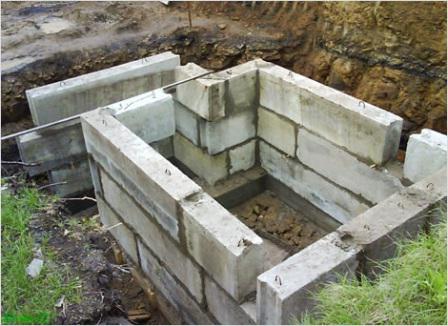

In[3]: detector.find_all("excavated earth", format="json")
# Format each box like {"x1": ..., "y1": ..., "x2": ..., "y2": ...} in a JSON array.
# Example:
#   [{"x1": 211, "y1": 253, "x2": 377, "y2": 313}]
[{"x1": 1, "y1": 1, "x2": 446, "y2": 142}]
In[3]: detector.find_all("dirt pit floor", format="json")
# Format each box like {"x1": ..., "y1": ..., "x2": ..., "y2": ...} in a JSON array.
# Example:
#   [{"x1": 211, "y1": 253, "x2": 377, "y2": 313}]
[{"x1": 230, "y1": 190, "x2": 327, "y2": 252}]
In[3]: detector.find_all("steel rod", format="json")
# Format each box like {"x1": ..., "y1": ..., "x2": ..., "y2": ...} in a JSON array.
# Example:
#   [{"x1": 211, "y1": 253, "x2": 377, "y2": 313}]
[{"x1": 1, "y1": 70, "x2": 215, "y2": 142}]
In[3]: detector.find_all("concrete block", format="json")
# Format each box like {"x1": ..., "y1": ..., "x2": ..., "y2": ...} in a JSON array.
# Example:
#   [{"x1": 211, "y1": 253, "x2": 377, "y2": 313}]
[
  {"x1": 229, "y1": 140, "x2": 257, "y2": 174},
  {"x1": 149, "y1": 137, "x2": 173, "y2": 158},
  {"x1": 138, "y1": 241, "x2": 214, "y2": 324},
  {"x1": 49, "y1": 160, "x2": 92, "y2": 197},
  {"x1": 174, "y1": 63, "x2": 225, "y2": 121},
  {"x1": 258, "y1": 107, "x2": 296, "y2": 156},
  {"x1": 297, "y1": 128, "x2": 403, "y2": 204},
  {"x1": 338, "y1": 167, "x2": 447, "y2": 277},
  {"x1": 108, "y1": 89, "x2": 175, "y2": 144},
  {"x1": 27, "y1": 52, "x2": 180, "y2": 125},
  {"x1": 97, "y1": 197, "x2": 138, "y2": 263},
  {"x1": 404, "y1": 129, "x2": 447, "y2": 183},
  {"x1": 88, "y1": 157, "x2": 102, "y2": 196},
  {"x1": 259, "y1": 62, "x2": 403, "y2": 164},
  {"x1": 174, "y1": 100, "x2": 200, "y2": 145},
  {"x1": 205, "y1": 276, "x2": 255, "y2": 325},
  {"x1": 200, "y1": 110, "x2": 256, "y2": 155},
  {"x1": 81, "y1": 109, "x2": 202, "y2": 225},
  {"x1": 214, "y1": 63, "x2": 258, "y2": 114},
  {"x1": 101, "y1": 171, "x2": 203, "y2": 301},
  {"x1": 257, "y1": 232, "x2": 360, "y2": 325},
  {"x1": 17, "y1": 119, "x2": 86, "y2": 176},
  {"x1": 260, "y1": 141, "x2": 369, "y2": 223},
  {"x1": 180, "y1": 191, "x2": 264, "y2": 301},
  {"x1": 173, "y1": 132, "x2": 228, "y2": 185},
  {"x1": 259, "y1": 68, "x2": 301, "y2": 124}
]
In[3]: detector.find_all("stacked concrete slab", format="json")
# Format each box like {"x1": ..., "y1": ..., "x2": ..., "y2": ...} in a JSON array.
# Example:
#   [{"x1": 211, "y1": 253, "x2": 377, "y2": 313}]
[
  {"x1": 257, "y1": 167, "x2": 446, "y2": 324},
  {"x1": 20, "y1": 53, "x2": 448, "y2": 324},
  {"x1": 18, "y1": 52, "x2": 180, "y2": 196},
  {"x1": 81, "y1": 108, "x2": 272, "y2": 324},
  {"x1": 173, "y1": 61, "x2": 259, "y2": 185}
]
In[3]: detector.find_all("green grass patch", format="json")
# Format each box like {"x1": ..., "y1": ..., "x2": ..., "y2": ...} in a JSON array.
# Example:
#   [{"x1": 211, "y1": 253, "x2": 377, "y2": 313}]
[
  {"x1": 1, "y1": 187, "x2": 81, "y2": 324},
  {"x1": 300, "y1": 205, "x2": 447, "y2": 325}
]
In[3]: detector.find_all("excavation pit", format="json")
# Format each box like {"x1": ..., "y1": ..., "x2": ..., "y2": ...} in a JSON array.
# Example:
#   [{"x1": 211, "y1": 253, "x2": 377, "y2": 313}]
[{"x1": 17, "y1": 52, "x2": 447, "y2": 325}]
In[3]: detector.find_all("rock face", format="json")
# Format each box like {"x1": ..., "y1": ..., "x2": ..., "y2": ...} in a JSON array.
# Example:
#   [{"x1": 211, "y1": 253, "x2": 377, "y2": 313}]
[{"x1": 1, "y1": 1, "x2": 446, "y2": 136}]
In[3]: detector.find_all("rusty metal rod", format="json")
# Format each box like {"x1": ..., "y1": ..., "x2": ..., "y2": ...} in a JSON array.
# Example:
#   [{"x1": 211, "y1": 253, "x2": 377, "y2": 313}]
[{"x1": 1, "y1": 70, "x2": 215, "y2": 142}]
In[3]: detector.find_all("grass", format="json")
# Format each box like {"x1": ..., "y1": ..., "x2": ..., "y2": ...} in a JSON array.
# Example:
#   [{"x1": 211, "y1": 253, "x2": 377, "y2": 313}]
[
  {"x1": 1, "y1": 186, "x2": 81, "y2": 324},
  {"x1": 299, "y1": 204, "x2": 447, "y2": 325}
]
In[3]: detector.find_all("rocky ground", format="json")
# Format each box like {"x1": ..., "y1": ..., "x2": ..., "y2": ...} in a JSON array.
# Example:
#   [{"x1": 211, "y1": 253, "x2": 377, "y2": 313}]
[
  {"x1": 230, "y1": 190, "x2": 326, "y2": 252},
  {"x1": 1, "y1": 1, "x2": 446, "y2": 139}
]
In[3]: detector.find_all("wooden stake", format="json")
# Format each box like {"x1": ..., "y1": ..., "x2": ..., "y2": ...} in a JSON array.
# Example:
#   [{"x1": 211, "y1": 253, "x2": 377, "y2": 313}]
[{"x1": 187, "y1": 2, "x2": 192, "y2": 29}]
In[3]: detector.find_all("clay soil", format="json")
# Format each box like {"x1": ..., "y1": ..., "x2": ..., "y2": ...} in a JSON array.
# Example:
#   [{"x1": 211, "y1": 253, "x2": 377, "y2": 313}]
[{"x1": 230, "y1": 191, "x2": 326, "y2": 252}]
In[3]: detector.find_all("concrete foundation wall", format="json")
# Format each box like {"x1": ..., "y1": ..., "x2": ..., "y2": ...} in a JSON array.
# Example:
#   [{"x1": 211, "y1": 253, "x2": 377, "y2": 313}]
[
  {"x1": 18, "y1": 52, "x2": 180, "y2": 196},
  {"x1": 81, "y1": 108, "x2": 271, "y2": 324},
  {"x1": 23, "y1": 54, "x2": 447, "y2": 324}
]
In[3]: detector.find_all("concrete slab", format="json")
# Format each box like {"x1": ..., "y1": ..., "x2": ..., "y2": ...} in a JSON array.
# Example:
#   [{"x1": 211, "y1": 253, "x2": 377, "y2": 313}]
[{"x1": 27, "y1": 52, "x2": 179, "y2": 125}]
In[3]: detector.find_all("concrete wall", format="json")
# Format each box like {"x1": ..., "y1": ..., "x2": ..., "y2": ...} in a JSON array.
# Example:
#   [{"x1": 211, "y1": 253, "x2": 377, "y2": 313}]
[
  {"x1": 18, "y1": 51, "x2": 180, "y2": 196},
  {"x1": 81, "y1": 108, "x2": 272, "y2": 324},
  {"x1": 257, "y1": 167, "x2": 446, "y2": 324}
]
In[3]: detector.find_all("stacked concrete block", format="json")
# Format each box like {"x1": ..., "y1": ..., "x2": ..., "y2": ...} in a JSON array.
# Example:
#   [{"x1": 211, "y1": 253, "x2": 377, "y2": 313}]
[
  {"x1": 27, "y1": 51, "x2": 180, "y2": 125},
  {"x1": 297, "y1": 128, "x2": 403, "y2": 204},
  {"x1": 258, "y1": 61, "x2": 403, "y2": 165},
  {"x1": 200, "y1": 109, "x2": 256, "y2": 155},
  {"x1": 172, "y1": 61, "x2": 260, "y2": 185},
  {"x1": 180, "y1": 191, "x2": 264, "y2": 301},
  {"x1": 404, "y1": 129, "x2": 447, "y2": 183},
  {"x1": 19, "y1": 52, "x2": 180, "y2": 197},
  {"x1": 107, "y1": 89, "x2": 175, "y2": 144},
  {"x1": 257, "y1": 232, "x2": 361, "y2": 324},
  {"x1": 260, "y1": 141, "x2": 369, "y2": 224},
  {"x1": 97, "y1": 197, "x2": 139, "y2": 263},
  {"x1": 338, "y1": 167, "x2": 447, "y2": 276},
  {"x1": 82, "y1": 107, "x2": 267, "y2": 324},
  {"x1": 17, "y1": 119, "x2": 86, "y2": 176},
  {"x1": 258, "y1": 107, "x2": 296, "y2": 156},
  {"x1": 48, "y1": 160, "x2": 92, "y2": 197},
  {"x1": 256, "y1": 167, "x2": 446, "y2": 324}
]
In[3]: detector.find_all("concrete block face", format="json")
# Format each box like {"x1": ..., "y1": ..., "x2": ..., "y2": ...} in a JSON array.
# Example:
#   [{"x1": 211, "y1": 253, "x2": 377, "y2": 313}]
[
  {"x1": 258, "y1": 107, "x2": 296, "y2": 156},
  {"x1": 149, "y1": 137, "x2": 173, "y2": 158},
  {"x1": 17, "y1": 119, "x2": 86, "y2": 176},
  {"x1": 205, "y1": 276, "x2": 255, "y2": 325},
  {"x1": 299, "y1": 87, "x2": 403, "y2": 165},
  {"x1": 404, "y1": 129, "x2": 447, "y2": 183},
  {"x1": 259, "y1": 62, "x2": 403, "y2": 164},
  {"x1": 259, "y1": 68, "x2": 302, "y2": 124},
  {"x1": 297, "y1": 128, "x2": 403, "y2": 204},
  {"x1": 174, "y1": 100, "x2": 200, "y2": 145},
  {"x1": 257, "y1": 232, "x2": 360, "y2": 325},
  {"x1": 229, "y1": 140, "x2": 257, "y2": 174},
  {"x1": 260, "y1": 141, "x2": 369, "y2": 223},
  {"x1": 81, "y1": 109, "x2": 201, "y2": 225},
  {"x1": 216, "y1": 67, "x2": 258, "y2": 114},
  {"x1": 173, "y1": 132, "x2": 228, "y2": 185},
  {"x1": 27, "y1": 52, "x2": 180, "y2": 125},
  {"x1": 180, "y1": 192, "x2": 264, "y2": 301},
  {"x1": 174, "y1": 63, "x2": 225, "y2": 121},
  {"x1": 49, "y1": 160, "x2": 92, "y2": 197},
  {"x1": 338, "y1": 167, "x2": 447, "y2": 277},
  {"x1": 138, "y1": 241, "x2": 214, "y2": 325},
  {"x1": 100, "y1": 171, "x2": 203, "y2": 301},
  {"x1": 97, "y1": 197, "x2": 138, "y2": 263},
  {"x1": 200, "y1": 110, "x2": 256, "y2": 155},
  {"x1": 108, "y1": 89, "x2": 175, "y2": 144}
]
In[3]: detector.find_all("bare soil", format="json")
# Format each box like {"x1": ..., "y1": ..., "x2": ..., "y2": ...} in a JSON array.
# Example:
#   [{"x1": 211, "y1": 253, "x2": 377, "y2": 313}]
[
  {"x1": 230, "y1": 190, "x2": 326, "y2": 252},
  {"x1": 22, "y1": 184, "x2": 167, "y2": 325}
]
